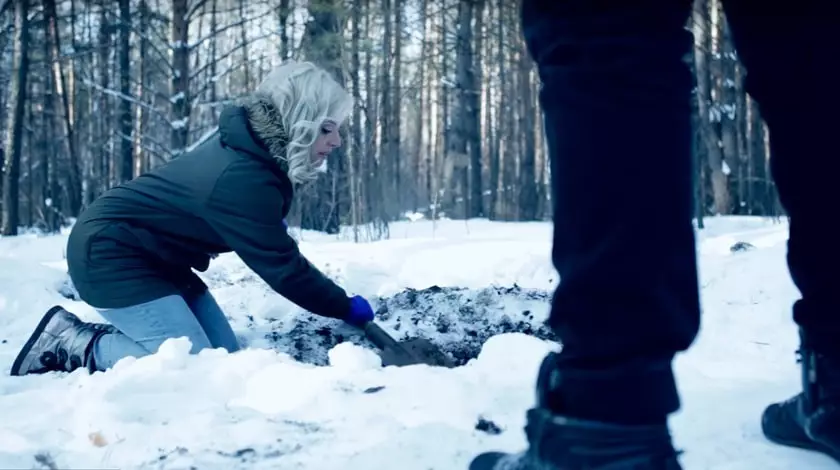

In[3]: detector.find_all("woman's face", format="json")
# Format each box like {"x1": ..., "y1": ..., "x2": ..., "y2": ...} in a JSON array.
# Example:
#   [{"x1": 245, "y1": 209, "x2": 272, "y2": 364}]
[{"x1": 310, "y1": 120, "x2": 342, "y2": 167}]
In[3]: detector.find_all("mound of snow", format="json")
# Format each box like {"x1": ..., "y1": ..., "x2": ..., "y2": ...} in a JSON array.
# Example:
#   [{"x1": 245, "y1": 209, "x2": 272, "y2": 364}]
[
  {"x1": 0, "y1": 330, "x2": 556, "y2": 470},
  {"x1": 6, "y1": 217, "x2": 834, "y2": 470}
]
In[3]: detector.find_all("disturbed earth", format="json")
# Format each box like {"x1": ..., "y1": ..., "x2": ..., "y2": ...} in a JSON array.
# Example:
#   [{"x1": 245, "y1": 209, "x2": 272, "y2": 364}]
[
  {"x1": 259, "y1": 284, "x2": 557, "y2": 367},
  {"x1": 59, "y1": 275, "x2": 558, "y2": 367}
]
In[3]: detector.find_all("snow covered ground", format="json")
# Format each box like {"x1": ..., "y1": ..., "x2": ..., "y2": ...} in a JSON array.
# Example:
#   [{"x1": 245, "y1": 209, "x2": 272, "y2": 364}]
[{"x1": 0, "y1": 216, "x2": 835, "y2": 469}]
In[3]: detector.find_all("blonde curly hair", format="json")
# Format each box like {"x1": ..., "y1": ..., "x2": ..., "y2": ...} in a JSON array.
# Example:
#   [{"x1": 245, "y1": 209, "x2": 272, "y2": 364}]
[{"x1": 242, "y1": 61, "x2": 353, "y2": 184}]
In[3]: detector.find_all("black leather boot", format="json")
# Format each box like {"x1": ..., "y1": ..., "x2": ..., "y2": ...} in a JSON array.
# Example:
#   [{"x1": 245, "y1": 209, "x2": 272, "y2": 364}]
[
  {"x1": 469, "y1": 352, "x2": 682, "y2": 470},
  {"x1": 762, "y1": 333, "x2": 840, "y2": 463}
]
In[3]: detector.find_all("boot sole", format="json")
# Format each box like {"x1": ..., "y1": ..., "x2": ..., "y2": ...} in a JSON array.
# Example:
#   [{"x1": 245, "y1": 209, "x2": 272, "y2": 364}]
[
  {"x1": 10, "y1": 305, "x2": 65, "y2": 376},
  {"x1": 764, "y1": 430, "x2": 840, "y2": 465}
]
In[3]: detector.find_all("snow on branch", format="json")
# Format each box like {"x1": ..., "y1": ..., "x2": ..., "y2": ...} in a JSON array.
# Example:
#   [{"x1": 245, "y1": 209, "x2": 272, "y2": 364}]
[
  {"x1": 188, "y1": 13, "x2": 273, "y2": 51},
  {"x1": 186, "y1": 126, "x2": 219, "y2": 153},
  {"x1": 190, "y1": 31, "x2": 278, "y2": 80},
  {"x1": 187, "y1": 0, "x2": 210, "y2": 21},
  {"x1": 78, "y1": 79, "x2": 173, "y2": 125}
]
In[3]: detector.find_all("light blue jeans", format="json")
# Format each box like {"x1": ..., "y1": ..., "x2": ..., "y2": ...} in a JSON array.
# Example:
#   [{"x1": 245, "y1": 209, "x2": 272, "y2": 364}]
[{"x1": 92, "y1": 292, "x2": 241, "y2": 371}]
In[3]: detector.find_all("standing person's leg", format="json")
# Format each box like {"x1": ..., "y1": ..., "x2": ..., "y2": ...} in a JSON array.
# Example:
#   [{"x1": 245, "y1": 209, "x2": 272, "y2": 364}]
[
  {"x1": 720, "y1": 1, "x2": 840, "y2": 460},
  {"x1": 470, "y1": 1, "x2": 696, "y2": 468},
  {"x1": 185, "y1": 291, "x2": 241, "y2": 353}
]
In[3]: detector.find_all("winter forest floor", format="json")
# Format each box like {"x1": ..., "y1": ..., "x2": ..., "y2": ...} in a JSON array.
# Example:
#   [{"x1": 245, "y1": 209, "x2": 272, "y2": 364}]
[{"x1": 0, "y1": 217, "x2": 836, "y2": 469}]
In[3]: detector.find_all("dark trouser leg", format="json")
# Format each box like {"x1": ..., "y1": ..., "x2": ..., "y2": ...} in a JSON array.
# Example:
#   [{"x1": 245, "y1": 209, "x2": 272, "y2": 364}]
[
  {"x1": 523, "y1": 0, "x2": 697, "y2": 425},
  {"x1": 468, "y1": 3, "x2": 695, "y2": 468},
  {"x1": 722, "y1": 2, "x2": 840, "y2": 461},
  {"x1": 721, "y1": 2, "x2": 840, "y2": 354}
]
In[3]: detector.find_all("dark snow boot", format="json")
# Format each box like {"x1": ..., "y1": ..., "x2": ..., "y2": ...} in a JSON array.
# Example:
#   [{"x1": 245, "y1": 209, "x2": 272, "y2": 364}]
[
  {"x1": 469, "y1": 353, "x2": 683, "y2": 470},
  {"x1": 762, "y1": 340, "x2": 840, "y2": 463},
  {"x1": 9, "y1": 306, "x2": 111, "y2": 376}
]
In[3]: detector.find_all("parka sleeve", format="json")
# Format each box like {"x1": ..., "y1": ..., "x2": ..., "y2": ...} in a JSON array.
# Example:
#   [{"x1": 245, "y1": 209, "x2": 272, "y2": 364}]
[{"x1": 202, "y1": 164, "x2": 351, "y2": 320}]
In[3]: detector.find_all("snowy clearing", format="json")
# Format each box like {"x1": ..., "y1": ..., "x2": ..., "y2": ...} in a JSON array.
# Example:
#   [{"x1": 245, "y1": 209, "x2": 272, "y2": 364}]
[{"x1": 0, "y1": 216, "x2": 835, "y2": 469}]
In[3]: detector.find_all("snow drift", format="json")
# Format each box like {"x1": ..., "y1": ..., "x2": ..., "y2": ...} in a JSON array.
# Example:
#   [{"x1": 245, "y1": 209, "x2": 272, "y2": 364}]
[{"x1": 1, "y1": 217, "x2": 836, "y2": 470}]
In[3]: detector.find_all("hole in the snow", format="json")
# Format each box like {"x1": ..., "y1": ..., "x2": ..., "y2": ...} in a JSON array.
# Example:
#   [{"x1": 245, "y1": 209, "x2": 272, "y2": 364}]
[{"x1": 263, "y1": 285, "x2": 557, "y2": 367}]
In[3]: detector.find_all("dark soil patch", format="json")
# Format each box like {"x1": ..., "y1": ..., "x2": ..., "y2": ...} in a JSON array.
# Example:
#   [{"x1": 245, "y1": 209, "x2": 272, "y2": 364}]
[{"x1": 259, "y1": 284, "x2": 557, "y2": 367}]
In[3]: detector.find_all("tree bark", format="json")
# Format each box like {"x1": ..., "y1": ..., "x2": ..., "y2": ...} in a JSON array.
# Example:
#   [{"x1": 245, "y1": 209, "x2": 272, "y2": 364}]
[
  {"x1": 45, "y1": 0, "x2": 82, "y2": 216},
  {"x1": 1, "y1": 0, "x2": 30, "y2": 235},
  {"x1": 170, "y1": 0, "x2": 190, "y2": 155},
  {"x1": 118, "y1": 0, "x2": 134, "y2": 182}
]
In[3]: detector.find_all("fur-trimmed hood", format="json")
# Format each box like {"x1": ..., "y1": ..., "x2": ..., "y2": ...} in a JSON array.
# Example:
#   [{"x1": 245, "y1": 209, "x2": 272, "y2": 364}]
[
  {"x1": 237, "y1": 94, "x2": 297, "y2": 177},
  {"x1": 221, "y1": 61, "x2": 354, "y2": 185},
  {"x1": 215, "y1": 102, "x2": 290, "y2": 177},
  {"x1": 243, "y1": 61, "x2": 354, "y2": 185}
]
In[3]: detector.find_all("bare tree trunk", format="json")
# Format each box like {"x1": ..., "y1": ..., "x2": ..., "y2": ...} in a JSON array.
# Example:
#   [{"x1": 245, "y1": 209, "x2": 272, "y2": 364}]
[
  {"x1": 278, "y1": 0, "x2": 291, "y2": 60},
  {"x1": 26, "y1": 85, "x2": 35, "y2": 226},
  {"x1": 446, "y1": 0, "x2": 476, "y2": 219},
  {"x1": 489, "y1": 0, "x2": 503, "y2": 219},
  {"x1": 363, "y1": 0, "x2": 378, "y2": 224},
  {"x1": 41, "y1": 71, "x2": 59, "y2": 231},
  {"x1": 413, "y1": 0, "x2": 429, "y2": 213},
  {"x1": 97, "y1": 5, "x2": 112, "y2": 191},
  {"x1": 469, "y1": 0, "x2": 486, "y2": 218},
  {"x1": 693, "y1": 110, "x2": 705, "y2": 228},
  {"x1": 692, "y1": 0, "x2": 730, "y2": 214},
  {"x1": 349, "y1": 0, "x2": 364, "y2": 239},
  {"x1": 134, "y1": 0, "x2": 149, "y2": 176},
  {"x1": 734, "y1": 60, "x2": 748, "y2": 213},
  {"x1": 378, "y1": 0, "x2": 394, "y2": 217},
  {"x1": 426, "y1": 2, "x2": 440, "y2": 217},
  {"x1": 482, "y1": 2, "x2": 495, "y2": 219},
  {"x1": 1, "y1": 0, "x2": 30, "y2": 235},
  {"x1": 517, "y1": 46, "x2": 538, "y2": 220},
  {"x1": 391, "y1": 2, "x2": 403, "y2": 211},
  {"x1": 42, "y1": 11, "x2": 62, "y2": 230},
  {"x1": 238, "y1": 0, "x2": 251, "y2": 89},
  {"x1": 533, "y1": 74, "x2": 548, "y2": 218},
  {"x1": 118, "y1": 0, "x2": 134, "y2": 182},
  {"x1": 437, "y1": 0, "x2": 450, "y2": 218},
  {"x1": 170, "y1": 0, "x2": 190, "y2": 155},
  {"x1": 715, "y1": 3, "x2": 738, "y2": 212},
  {"x1": 503, "y1": 37, "x2": 520, "y2": 220},
  {"x1": 300, "y1": 0, "x2": 346, "y2": 234},
  {"x1": 45, "y1": 0, "x2": 81, "y2": 216}
]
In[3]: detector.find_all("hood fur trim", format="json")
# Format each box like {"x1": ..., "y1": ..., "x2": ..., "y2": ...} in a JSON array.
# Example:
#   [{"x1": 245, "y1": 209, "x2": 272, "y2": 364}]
[{"x1": 238, "y1": 94, "x2": 309, "y2": 182}]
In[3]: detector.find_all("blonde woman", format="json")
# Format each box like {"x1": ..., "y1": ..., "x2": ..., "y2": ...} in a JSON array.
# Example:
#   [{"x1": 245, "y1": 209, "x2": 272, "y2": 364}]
[{"x1": 11, "y1": 61, "x2": 374, "y2": 376}]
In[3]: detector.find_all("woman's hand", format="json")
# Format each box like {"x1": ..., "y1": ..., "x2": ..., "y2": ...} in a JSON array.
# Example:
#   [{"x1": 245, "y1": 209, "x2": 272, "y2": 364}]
[{"x1": 346, "y1": 295, "x2": 374, "y2": 326}]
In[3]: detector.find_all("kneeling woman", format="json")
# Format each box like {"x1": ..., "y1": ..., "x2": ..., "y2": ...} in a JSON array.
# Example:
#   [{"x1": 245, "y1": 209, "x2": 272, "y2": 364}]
[{"x1": 11, "y1": 61, "x2": 374, "y2": 376}]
